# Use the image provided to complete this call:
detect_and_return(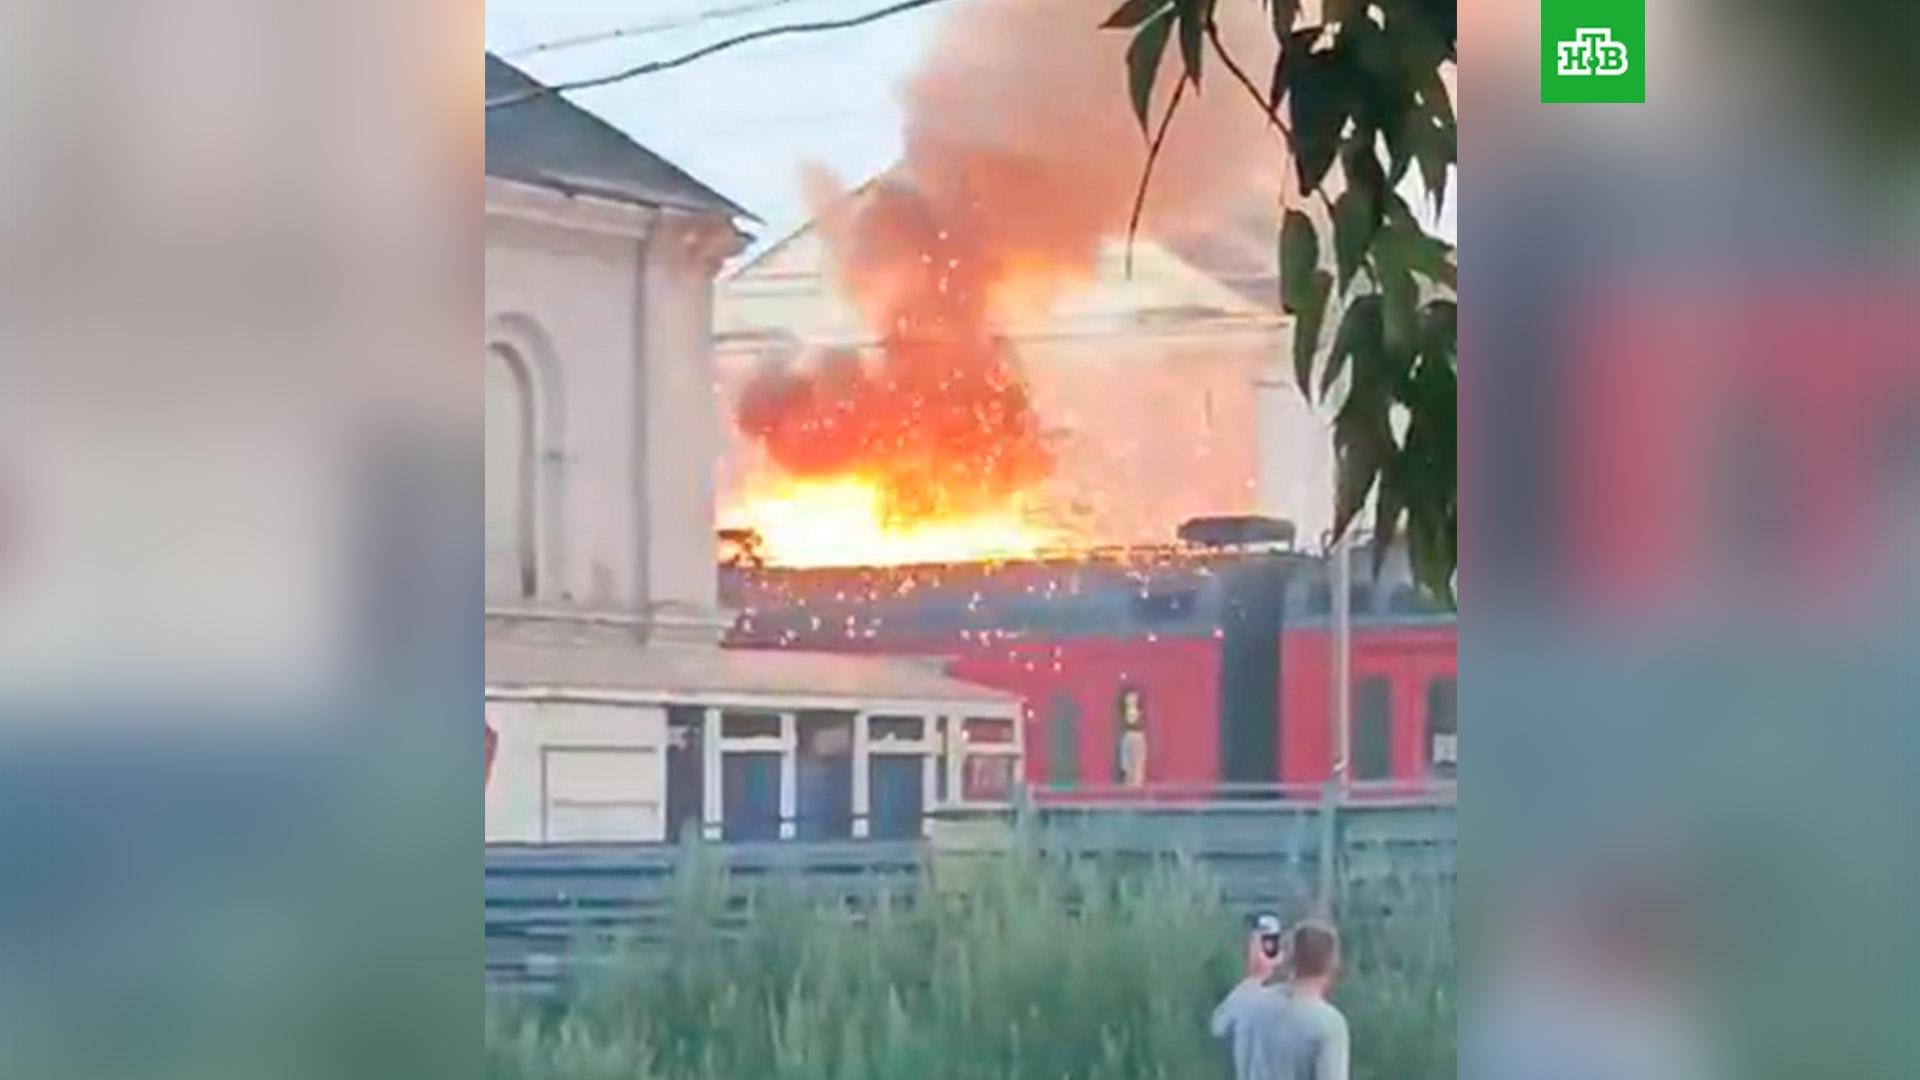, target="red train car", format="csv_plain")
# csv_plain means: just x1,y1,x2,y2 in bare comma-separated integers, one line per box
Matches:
721,541,1456,795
